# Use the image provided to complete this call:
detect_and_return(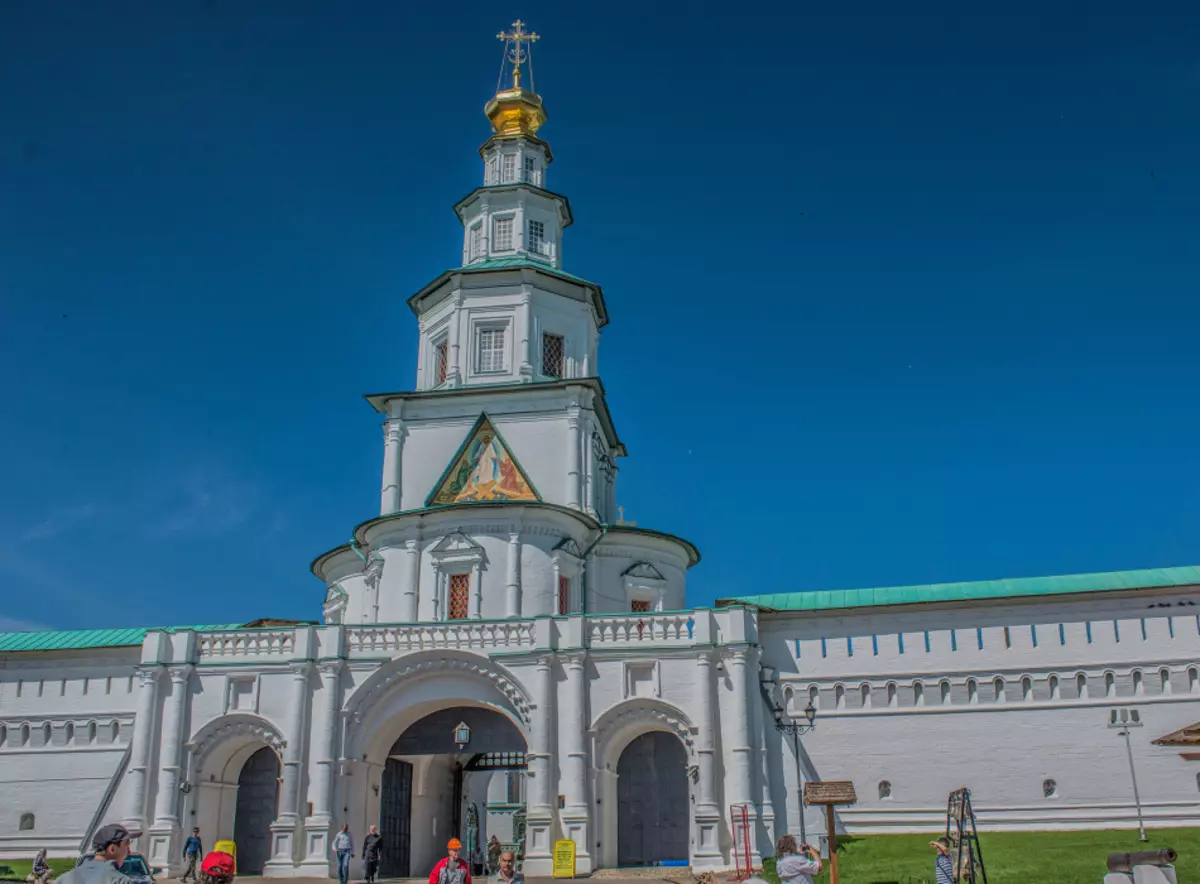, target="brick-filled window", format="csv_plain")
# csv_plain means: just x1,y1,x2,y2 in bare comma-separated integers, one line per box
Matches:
542,333,564,378
448,574,470,620
558,576,570,615
435,340,449,385
631,599,651,613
